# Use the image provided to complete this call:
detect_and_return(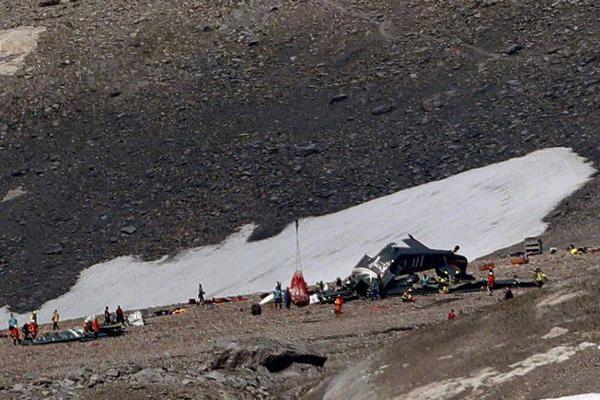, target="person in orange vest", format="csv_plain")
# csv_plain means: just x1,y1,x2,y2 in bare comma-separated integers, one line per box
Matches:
334,295,344,316
486,271,495,295
91,315,101,338
448,309,456,320
9,327,20,345
28,319,38,339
